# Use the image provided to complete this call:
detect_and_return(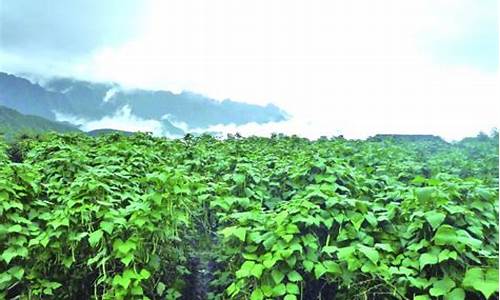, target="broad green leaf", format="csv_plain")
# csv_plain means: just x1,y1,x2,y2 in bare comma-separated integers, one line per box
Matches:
358,245,379,264
286,283,300,294
419,253,437,270
271,269,285,284
233,174,246,184
113,274,130,289
272,283,286,296
429,277,455,296
7,266,24,280
250,263,264,278
415,187,434,202
0,273,12,286
444,288,465,300
236,261,255,278
2,246,27,264
250,288,264,300
349,212,365,231
323,260,341,274
374,243,394,252
314,263,327,279
424,210,446,230
88,230,103,248
433,225,457,246
438,249,457,263
7,224,23,233
303,260,314,272
100,222,114,234
263,258,276,269
287,270,303,282
156,282,166,295
233,227,247,242
462,267,499,299
337,246,356,260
